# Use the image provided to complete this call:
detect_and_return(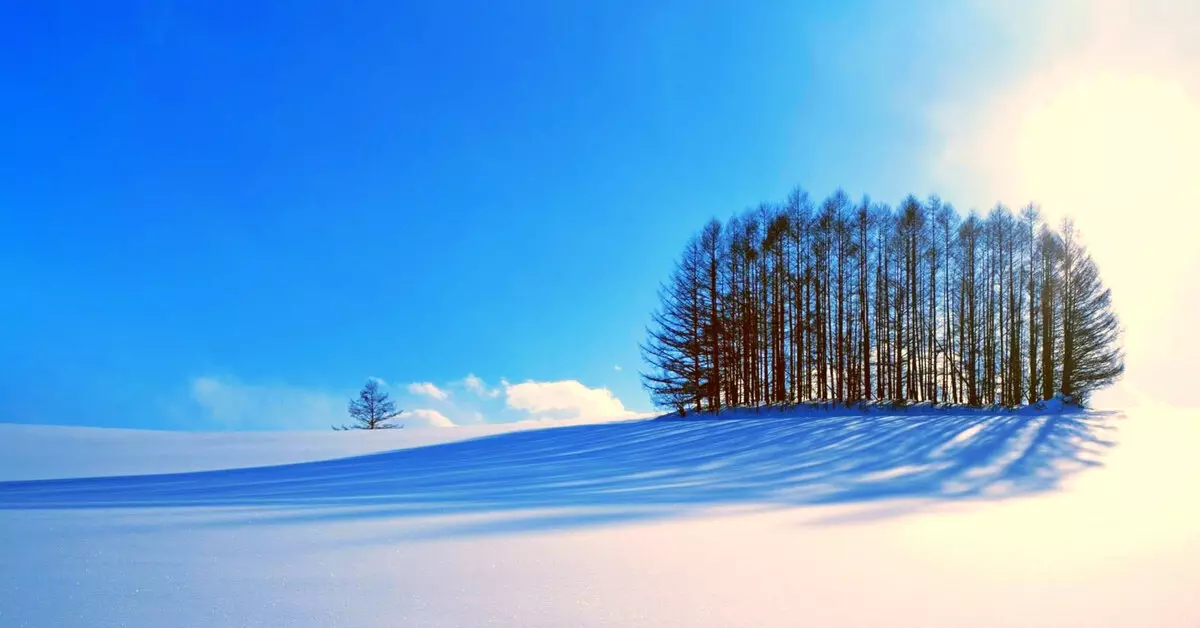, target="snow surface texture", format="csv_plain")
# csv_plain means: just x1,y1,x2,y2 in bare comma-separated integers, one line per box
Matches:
2,407,1198,627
